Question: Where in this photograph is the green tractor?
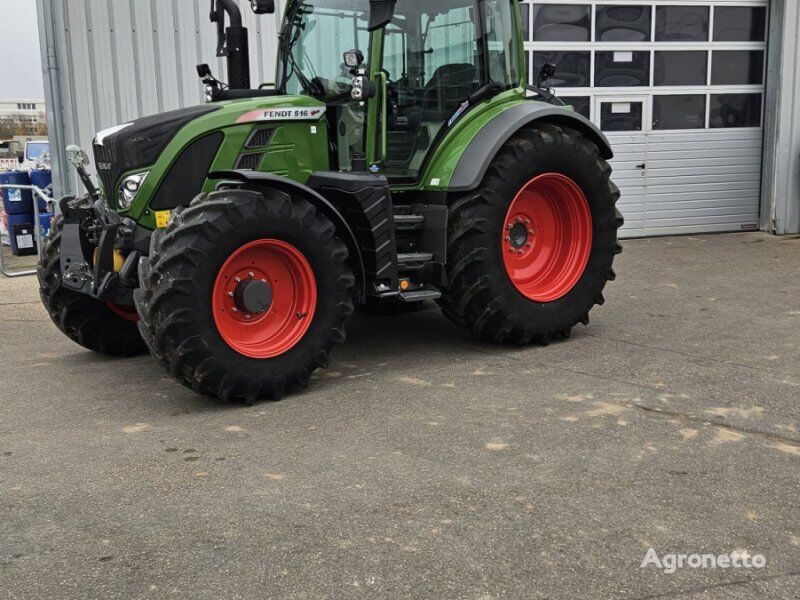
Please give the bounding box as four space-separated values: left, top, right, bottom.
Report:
39 0 622 402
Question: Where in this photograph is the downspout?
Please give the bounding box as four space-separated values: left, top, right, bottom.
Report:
36 0 70 199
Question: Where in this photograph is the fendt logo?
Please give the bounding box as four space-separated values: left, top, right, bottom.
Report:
237 107 327 124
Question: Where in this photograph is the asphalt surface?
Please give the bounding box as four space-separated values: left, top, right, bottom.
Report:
1 232 799 600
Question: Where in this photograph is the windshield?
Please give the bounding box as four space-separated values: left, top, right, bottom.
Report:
26 142 50 161
279 0 371 101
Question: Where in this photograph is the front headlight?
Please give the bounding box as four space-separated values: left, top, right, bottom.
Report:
118 172 149 209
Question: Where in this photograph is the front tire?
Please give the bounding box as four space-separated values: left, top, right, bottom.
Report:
439 123 623 345
38 207 147 356
135 189 355 403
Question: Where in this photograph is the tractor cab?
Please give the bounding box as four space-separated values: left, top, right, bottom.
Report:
273 0 524 179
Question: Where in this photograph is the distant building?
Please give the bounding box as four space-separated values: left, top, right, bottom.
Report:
0 99 47 127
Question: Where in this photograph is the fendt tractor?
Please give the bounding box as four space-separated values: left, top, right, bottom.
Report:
40 0 623 403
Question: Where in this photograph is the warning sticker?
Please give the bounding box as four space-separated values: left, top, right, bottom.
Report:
154 210 172 228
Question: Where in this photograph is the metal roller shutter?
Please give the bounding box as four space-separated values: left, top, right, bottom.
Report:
522 0 768 237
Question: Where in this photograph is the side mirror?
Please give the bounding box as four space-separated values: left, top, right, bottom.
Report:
368 0 397 31
197 63 212 78
538 62 557 88
66 145 90 168
250 0 275 14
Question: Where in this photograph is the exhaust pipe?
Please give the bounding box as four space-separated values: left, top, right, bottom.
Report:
213 0 251 90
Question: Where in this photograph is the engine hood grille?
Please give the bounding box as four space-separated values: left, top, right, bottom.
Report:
92 104 220 202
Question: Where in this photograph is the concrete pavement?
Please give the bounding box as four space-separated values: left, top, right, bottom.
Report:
1 233 799 599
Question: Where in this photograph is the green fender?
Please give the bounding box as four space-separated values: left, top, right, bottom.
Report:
414 94 613 193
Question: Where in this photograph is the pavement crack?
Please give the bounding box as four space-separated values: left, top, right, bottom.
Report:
468 346 800 447
625 569 800 600
631 403 800 447
584 332 787 378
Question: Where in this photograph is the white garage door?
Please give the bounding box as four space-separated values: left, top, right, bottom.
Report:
521 0 768 237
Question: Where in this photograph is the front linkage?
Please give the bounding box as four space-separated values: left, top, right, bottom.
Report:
56 195 149 313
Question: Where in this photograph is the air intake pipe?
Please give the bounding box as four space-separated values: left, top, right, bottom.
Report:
212 0 251 90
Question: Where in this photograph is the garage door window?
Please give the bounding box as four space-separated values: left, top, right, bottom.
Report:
531 4 591 41
653 95 706 130
654 51 708 86
713 7 767 41
595 5 652 41
531 51 590 87
654 6 710 42
710 94 763 128
711 50 765 86
600 101 643 131
595 51 650 87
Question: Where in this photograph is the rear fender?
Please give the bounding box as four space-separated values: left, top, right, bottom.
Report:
209 170 366 301
448 102 613 193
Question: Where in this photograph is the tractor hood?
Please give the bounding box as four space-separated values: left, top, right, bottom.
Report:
91 95 328 203
93 104 221 199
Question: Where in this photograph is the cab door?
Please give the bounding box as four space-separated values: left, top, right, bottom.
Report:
377 0 521 183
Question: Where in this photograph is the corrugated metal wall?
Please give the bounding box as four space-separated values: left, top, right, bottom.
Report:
36 0 285 196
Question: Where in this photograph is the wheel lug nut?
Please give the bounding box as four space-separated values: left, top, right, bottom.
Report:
227 291 233 297
248 272 255 278
518 249 524 255
525 219 530 225
505 236 511 242
232 307 238 313
234 277 241 283
526 242 532 248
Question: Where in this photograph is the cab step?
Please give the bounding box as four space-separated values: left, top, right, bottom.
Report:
399 286 442 303
394 213 425 232
397 252 434 271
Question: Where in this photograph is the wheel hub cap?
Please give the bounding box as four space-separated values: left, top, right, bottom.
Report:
502 173 593 303
234 278 273 315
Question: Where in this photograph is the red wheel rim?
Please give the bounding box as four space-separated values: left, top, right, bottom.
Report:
107 302 139 322
502 173 593 302
212 239 317 359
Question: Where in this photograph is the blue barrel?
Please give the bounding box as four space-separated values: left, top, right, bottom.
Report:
0 171 34 215
39 211 54 238
7 213 36 256
29 169 53 212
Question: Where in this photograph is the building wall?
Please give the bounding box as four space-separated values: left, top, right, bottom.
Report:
36 0 799 233
0 99 47 126
761 0 800 234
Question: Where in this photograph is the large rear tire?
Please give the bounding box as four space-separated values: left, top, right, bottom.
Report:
37 206 147 356
135 189 355 403
438 123 623 345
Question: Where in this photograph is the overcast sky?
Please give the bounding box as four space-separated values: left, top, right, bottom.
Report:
0 0 45 100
